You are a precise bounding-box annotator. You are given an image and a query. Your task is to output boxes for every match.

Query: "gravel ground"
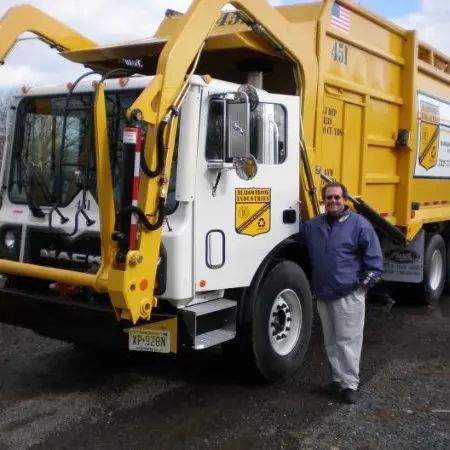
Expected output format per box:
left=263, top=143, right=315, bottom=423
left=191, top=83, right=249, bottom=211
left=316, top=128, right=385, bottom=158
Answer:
left=0, top=297, right=449, bottom=449
left=295, top=301, right=450, bottom=450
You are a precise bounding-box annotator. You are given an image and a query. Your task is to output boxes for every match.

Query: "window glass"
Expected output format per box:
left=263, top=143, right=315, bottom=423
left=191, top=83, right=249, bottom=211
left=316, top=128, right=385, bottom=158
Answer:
left=249, top=103, right=286, bottom=165
left=205, top=99, right=225, bottom=161
left=9, top=95, right=92, bottom=206
left=9, top=91, right=180, bottom=215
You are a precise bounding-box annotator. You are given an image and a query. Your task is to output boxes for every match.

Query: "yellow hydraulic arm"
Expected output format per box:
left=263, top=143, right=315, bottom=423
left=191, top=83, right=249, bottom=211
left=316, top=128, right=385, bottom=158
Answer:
left=0, top=4, right=96, bottom=63
left=108, top=0, right=327, bottom=324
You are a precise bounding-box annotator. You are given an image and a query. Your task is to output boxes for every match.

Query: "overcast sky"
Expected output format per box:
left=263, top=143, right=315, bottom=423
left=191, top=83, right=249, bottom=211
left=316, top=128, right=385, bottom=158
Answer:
left=0, top=0, right=448, bottom=89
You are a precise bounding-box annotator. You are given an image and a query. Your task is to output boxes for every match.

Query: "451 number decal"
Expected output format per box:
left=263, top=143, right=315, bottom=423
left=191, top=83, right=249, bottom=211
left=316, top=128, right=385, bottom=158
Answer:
left=332, top=41, right=348, bottom=65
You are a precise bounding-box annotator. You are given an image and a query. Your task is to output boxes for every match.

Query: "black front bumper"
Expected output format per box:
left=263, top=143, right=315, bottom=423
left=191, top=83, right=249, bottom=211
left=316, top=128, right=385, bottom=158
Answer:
left=0, top=287, right=178, bottom=350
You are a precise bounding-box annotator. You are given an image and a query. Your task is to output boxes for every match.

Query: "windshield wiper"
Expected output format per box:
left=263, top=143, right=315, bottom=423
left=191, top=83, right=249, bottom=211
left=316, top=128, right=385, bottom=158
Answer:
left=22, top=160, right=68, bottom=221
left=22, top=172, right=45, bottom=218
left=25, top=193, right=45, bottom=218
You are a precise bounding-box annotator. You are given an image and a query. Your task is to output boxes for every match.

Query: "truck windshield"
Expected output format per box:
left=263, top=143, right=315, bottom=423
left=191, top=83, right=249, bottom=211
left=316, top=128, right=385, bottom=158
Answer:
left=8, top=89, right=179, bottom=213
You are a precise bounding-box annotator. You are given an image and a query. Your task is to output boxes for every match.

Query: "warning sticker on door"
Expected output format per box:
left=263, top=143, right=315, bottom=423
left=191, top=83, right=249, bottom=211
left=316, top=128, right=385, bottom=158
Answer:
left=235, top=188, right=271, bottom=237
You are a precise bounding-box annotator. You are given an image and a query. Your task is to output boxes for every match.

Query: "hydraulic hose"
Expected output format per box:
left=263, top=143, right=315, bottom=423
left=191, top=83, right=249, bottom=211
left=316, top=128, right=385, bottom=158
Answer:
left=140, top=117, right=168, bottom=178
left=116, top=198, right=165, bottom=232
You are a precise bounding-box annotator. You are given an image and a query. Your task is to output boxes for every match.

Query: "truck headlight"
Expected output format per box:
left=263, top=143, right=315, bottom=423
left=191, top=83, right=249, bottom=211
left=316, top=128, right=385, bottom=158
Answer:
left=4, top=230, right=16, bottom=249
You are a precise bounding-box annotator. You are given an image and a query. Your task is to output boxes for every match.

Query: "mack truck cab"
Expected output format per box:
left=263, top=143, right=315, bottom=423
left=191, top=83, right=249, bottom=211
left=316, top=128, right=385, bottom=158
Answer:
left=0, top=69, right=312, bottom=381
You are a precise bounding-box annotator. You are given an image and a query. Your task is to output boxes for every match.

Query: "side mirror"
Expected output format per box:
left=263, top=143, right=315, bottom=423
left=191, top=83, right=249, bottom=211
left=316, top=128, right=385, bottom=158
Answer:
left=227, top=101, right=249, bottom=159
left=207, top=85, right=259, bottom=163
left=226, top=84, right=259, bottom=159
left=234, top=155, right=258, bottom=181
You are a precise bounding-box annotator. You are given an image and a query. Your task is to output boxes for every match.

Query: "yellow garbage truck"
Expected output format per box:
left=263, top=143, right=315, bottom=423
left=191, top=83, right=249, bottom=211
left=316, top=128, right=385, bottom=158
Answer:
left=0, top=0, right=449, bottom=381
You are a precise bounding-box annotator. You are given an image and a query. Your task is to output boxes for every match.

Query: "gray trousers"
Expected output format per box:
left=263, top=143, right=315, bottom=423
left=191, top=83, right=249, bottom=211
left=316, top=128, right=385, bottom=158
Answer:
left=317, top=288, right=366, bottom=390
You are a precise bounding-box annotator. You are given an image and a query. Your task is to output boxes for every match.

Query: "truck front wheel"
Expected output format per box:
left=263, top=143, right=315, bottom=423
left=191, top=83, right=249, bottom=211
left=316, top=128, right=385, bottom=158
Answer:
left=239, top=260, right=313, bottom=382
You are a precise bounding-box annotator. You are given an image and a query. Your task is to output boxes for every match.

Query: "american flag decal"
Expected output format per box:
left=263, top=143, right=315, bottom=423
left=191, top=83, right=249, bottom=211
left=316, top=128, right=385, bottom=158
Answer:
left=331, top=2, right=351, bottom=33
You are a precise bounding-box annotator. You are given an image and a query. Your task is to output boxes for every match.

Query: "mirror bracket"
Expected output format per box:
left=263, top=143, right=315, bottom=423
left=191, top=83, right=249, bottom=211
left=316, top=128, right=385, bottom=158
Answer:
left=207, top=155, right=258, bottom=197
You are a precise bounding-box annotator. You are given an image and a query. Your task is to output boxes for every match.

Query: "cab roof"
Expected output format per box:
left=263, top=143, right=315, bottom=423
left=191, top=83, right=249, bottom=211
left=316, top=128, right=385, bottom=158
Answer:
left=15, top=74, right=244, bottom=98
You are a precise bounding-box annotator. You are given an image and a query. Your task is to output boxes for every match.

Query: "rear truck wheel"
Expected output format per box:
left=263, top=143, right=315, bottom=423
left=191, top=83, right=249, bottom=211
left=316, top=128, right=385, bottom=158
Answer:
left=443, top=235, right=450, bottom=295
left=227, top=260, right=313, bottom=382
left=388, top=233, right=447, bottom=306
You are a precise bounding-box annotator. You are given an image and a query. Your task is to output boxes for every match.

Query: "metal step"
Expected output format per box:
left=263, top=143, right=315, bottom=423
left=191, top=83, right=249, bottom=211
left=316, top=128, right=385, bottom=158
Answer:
left=194, top=328, right=236, bottom=350
left=183, top=298, right=236, bottom=316
left=179, top=298, right=237, bottom=350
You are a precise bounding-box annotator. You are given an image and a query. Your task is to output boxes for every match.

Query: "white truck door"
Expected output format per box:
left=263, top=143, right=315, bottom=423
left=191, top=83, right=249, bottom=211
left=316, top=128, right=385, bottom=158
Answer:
left=194, top=87, right=300, bottom=293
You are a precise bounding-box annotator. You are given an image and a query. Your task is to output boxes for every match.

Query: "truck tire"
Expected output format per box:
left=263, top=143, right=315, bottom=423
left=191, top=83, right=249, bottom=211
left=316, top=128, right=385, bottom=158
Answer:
left=388, top=233, right=446, bottom=306
left=228, top=260, right=313, bottom=383
left=444, top=235, right=450, bottom=295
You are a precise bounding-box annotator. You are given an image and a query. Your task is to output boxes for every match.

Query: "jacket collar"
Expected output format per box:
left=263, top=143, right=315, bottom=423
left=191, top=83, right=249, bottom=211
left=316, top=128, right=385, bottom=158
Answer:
left=323, top=206, right=351, bottom=224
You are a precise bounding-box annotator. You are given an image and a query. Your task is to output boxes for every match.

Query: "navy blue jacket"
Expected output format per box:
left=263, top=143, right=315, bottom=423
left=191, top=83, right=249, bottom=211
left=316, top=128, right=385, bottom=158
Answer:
left=297, top=208, right=383, bottom=301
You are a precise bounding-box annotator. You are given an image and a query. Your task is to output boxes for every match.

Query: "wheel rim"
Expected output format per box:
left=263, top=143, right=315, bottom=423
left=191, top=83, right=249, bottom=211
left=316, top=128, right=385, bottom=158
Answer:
left=268, top=289, right=302, bottom=356
left=429, top=249, right=444, bottom=291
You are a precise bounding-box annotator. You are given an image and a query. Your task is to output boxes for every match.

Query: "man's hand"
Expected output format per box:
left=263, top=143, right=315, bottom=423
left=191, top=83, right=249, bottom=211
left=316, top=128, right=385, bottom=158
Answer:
left=355, top=286, right=368, bottom=297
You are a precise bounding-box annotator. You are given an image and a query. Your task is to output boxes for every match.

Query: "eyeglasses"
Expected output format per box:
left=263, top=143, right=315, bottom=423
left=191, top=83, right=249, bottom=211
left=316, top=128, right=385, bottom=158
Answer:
left=325, top=195, right=342, bottom=200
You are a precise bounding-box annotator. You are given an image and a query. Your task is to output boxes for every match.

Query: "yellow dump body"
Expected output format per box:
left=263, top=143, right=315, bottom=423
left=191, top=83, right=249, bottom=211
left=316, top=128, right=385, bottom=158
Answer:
left=59, top=1, right=450, bottom=242
left=317, top=1, right=450, bottom=239
left=148, top=1, right=450, bottom=239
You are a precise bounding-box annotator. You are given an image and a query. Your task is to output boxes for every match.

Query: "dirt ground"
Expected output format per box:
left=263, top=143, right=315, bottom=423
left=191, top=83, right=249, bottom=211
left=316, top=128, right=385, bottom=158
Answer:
left=0, top=297, right=449, bottom=450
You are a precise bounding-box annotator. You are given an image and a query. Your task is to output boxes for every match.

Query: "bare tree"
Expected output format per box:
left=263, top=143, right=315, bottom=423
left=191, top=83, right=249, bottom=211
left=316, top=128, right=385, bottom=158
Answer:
left=0, top=89, right=14, bottom=164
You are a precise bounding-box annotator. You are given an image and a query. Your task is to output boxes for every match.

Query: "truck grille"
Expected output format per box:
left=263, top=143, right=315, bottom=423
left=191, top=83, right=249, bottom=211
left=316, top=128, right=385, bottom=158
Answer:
left=24, top=229, right=101, bottom=273
left=23, top=228, right=167, bottom=295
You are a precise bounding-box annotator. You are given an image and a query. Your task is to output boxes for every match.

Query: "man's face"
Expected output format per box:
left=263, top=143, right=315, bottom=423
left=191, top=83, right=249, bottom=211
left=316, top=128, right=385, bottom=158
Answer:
left=323, top=186, right=346, bottom=215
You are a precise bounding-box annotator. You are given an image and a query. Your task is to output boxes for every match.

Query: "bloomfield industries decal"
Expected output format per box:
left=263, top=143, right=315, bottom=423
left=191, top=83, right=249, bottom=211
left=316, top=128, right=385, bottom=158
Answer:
left=415, top=92, right=450, bottom=178
left=235, top=188, right=271, bottom=237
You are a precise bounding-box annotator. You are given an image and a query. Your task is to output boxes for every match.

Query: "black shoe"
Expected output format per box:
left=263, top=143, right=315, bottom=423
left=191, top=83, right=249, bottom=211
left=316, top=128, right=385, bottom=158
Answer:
left=341, top=388, right=356, bottom=404
left=316, top=381, right=342, bottom=397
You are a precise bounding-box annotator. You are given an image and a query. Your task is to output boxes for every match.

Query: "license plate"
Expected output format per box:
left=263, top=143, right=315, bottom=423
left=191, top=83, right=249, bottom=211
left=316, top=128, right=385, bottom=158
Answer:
left=128, top=329, right=170, bottom=353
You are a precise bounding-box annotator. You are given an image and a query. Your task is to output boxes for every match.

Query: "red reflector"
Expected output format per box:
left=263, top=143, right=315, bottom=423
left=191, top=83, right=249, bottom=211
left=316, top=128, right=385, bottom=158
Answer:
left=55, top=282, right=80, bottom=296
left=140, top=279, right=149, bottom=291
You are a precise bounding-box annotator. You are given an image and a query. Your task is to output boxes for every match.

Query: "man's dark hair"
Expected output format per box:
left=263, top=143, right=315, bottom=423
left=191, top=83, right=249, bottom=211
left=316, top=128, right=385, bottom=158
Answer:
left=322, top=182, right=349, bottom=200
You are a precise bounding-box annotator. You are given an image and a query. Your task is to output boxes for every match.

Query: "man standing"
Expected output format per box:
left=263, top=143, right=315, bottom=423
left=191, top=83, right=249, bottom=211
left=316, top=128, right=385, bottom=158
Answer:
left=298, top=182, right=383, bottom=404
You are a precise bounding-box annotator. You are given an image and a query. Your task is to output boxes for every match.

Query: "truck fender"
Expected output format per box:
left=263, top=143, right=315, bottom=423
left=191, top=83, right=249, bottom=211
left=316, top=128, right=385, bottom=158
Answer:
left=235, top=235, right=311, bottom=326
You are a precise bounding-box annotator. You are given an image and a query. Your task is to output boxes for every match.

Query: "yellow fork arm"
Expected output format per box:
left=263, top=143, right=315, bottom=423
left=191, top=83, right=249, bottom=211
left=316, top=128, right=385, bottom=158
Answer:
left=93, top=82, right=116, bottom=294
left=0, top=4, right=96, bottom=64
left=109, top=0, right=320, bottom=324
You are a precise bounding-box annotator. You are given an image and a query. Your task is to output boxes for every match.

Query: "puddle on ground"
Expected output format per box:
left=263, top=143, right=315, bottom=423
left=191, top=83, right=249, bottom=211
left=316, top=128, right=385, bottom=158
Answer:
left=438, top=298, right=450, bottom=318
left=369, top=291, right=450, bottom=319
left=389, top=297, right=450, bottom=319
